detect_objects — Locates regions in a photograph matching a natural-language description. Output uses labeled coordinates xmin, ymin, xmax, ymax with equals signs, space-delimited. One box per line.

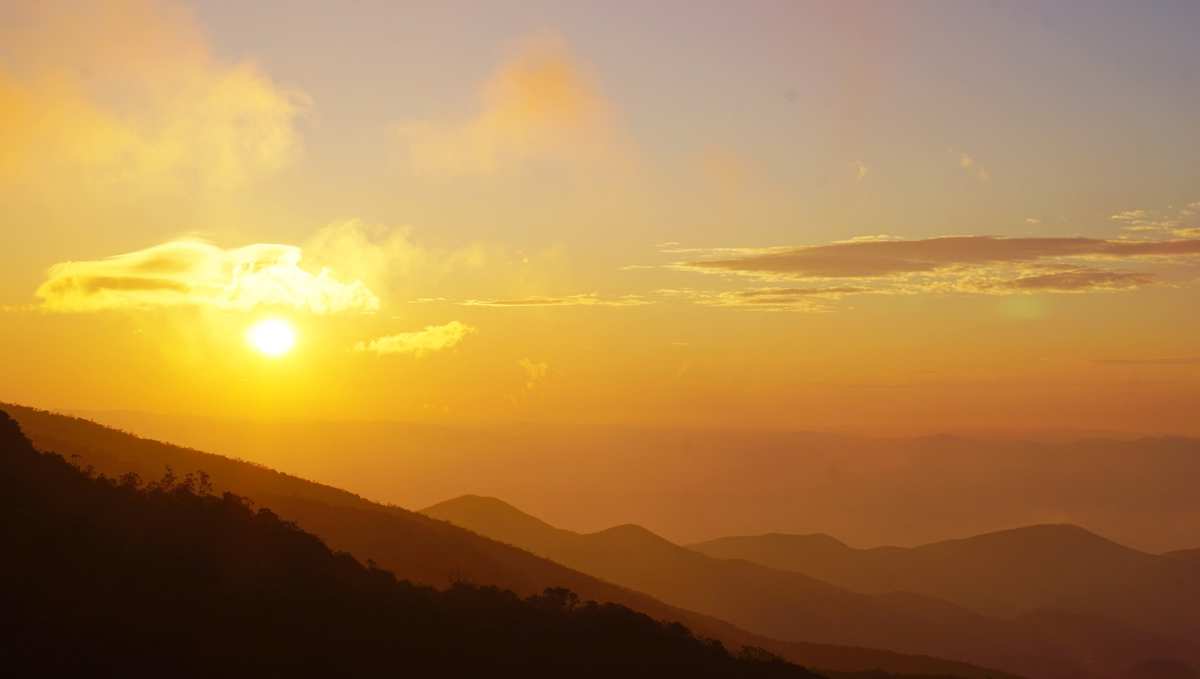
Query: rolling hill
xmin=1 ymin=403 xmax=1008 ymax=679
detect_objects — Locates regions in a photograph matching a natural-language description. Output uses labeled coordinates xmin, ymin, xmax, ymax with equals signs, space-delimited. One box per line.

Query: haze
xmin=2 ymin=2 xmax=1199 ymax=677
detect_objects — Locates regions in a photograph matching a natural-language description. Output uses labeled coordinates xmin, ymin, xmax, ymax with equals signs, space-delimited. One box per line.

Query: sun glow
xmin=246 ymin=318 xmax=296 ymax=357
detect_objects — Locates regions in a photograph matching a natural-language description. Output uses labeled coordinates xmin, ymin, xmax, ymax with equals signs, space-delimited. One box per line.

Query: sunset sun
xmin=246 ymin=318 xmax=296 ymax=357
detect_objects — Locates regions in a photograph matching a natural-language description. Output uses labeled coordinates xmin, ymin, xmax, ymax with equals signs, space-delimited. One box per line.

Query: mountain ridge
xmin=423 ymin=495 xmax=1199 ymax=679
xmin=2 ymin=403 xmax=1012 ymax=679
xmin=690 ymin=525 xmax=1200 ymax=649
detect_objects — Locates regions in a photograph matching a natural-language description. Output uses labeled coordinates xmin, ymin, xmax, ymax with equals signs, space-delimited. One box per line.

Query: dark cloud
xmin=684 ymin=236 xmax=1200 ymax=279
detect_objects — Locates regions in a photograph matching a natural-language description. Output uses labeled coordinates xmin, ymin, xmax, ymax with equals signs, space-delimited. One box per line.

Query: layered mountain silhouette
xmin=2 ymin=403 xmax=1008 ymax=679
xmin=424 ymin=495 xmax=1200 ymax=679
xmin=72 ymin=410 xmax=1200 ymax=554
xmin=0 ymin=410 xmax=823 ymax=677
xmin=690 ymin=527 xmax=1200 ymax=637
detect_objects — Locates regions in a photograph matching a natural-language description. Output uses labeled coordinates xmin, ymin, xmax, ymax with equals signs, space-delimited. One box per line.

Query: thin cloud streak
xmin=354 ymin=321 xmax=475 ymax=357
xmin=459 ymin=294 xmax=650 ymax=307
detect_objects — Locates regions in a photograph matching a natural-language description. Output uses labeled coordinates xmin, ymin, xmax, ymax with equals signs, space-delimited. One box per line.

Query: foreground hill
xmin=690 ymin=527 xmax=1200 ymax=641
xmin=2 ymin=404 xmax=1006 ymax=679
xmin=424 ymin=495 xmax=1200 ymax=679
xmin=0 ymin=412 xmax=818 ymax=677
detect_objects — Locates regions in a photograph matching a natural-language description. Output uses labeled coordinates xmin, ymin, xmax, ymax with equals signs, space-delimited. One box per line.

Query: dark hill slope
xmin=0 ymin=411 xmax=817 ymax=678
xmin=1 ymin=404 xmax=1007 ymax=679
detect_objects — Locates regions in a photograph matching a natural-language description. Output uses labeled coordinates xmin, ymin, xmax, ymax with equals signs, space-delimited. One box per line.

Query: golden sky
xmin=3 ymin=0 xmax=1199 ymax=435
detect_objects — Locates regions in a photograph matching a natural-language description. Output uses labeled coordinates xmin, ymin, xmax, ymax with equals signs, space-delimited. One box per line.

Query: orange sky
xmin=2 ymin=0 xmax=1199 ymax=436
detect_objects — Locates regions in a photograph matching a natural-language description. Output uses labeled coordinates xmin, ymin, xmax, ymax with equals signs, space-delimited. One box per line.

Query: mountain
xmin=690 ymin=526 xmax=1200 ymax=641
xmin=71 ymin=409 xmax=1200 ymax=553
xmin=423 ymin=495 xmax=1200 ymax=679
xmin=0 ymin=411 xmax=819 ymax=677
xmin=1 ymin=403 xmax=1006 ymax=679
xmin=1165 ymin=548 xmax=1200 ymax=565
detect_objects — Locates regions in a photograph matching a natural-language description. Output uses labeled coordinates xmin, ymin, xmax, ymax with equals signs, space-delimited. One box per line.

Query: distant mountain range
xmin=2 ymin=403 xmax=1008 ymax=679
xmin=424 ymin=495 xmax=1200 ymax=679
xmin=690 ymin=526 xmax=1200 ymax=635
xmin=65 ymin=408 xmax=1200 ymax=554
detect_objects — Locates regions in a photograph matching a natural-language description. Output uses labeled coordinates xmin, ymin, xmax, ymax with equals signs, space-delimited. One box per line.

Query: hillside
xmin=1 ymin=403 xmax=1008 ymax=679
xmin=423 ymin=495 xmax=1199 ymax=679
xmin=0 ymin=411 xmax=821 ymax=677
xmin=690 ymin=527 xmax=1200 ymax=639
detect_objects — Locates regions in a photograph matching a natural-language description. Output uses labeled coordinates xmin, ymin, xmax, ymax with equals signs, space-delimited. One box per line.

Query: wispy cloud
xmin=854 ymin=160 xmax=869 ymax=182
xmin=1111 ymin=202 xmax=1200 ymax=238
xmin=459 ymin=294 xmax=650 ymax=307
xmin=999 ymin=270 xmax=1153 ymax=292
xmin=653 ymin=234 xmax=1200 ymax=307
xmin=518 ymin=358 xmax=549 ymax=389
xmin=657 ymin=286 xmax=865 ymax=312
xmin=679 ymin=236 xmax=1200 ymax=280
xmin=393 ymin=35 xmax=621 ymax=175
xmin=36 ymin=239 xmax=378 ymax=314
xmin=355 ymin=321 xmax=475 ymax=357
xmin=0 ymin=0 xmax=306 ymax=191
xmin=957 ymin=151 xmax=990 ymax=182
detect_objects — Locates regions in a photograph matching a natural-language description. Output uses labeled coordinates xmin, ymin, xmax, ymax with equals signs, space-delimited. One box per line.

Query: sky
xmin=2 ymin=0 xmax=1199 ymax=435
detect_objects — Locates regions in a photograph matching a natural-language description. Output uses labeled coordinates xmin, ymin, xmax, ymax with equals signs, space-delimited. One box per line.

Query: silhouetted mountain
xmin=2 ymin=404 xmax=1006 ymax=679
xmin=1165 ymin=548 xmax=1200 ymax=565
xmin=0 ymin=410 xmax=820 ymax=677
xmin=424 ymin=495 xmax=1200 ymax=679
xmin=690 ymin=526 xmax=1200 ymax=642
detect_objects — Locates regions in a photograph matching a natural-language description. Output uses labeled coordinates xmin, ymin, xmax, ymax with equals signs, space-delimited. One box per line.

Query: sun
xmin=246 ymin=318 xmax=296 ymax=357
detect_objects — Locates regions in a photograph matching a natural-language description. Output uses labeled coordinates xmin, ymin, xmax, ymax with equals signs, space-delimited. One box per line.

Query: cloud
xmin=1000 ymin=270 xmax=1154 ymax=292
xmin=957 ymin=151 xmax=990 ymax=181
xmin=518 ymin=358 xmax=549 ymax=389
xmin=0 ymin=0 xmax=306 ymax=191
xmin=36 ymin=239 xmax=379 ymax=313
xmin=354 ymin=321 xmax=475 ymax=357
xmin=31 ymin=219 xmax=594 ymax=315
xmin=657 ymin=234 xmax=1200 ymax=306
xmin=854 ymin=160 xmax=869 ymax=181
xmin=459 ymin=294 xmax=649 ymax=307
xmin=680 ymin=236 xmax=1200 ymax=279
xmin=394 ymin=35 xmax=618 ymax=175
xmin=1111 ymin=202 xmax=1200 ymax=237
xmin=657 ymin=286 xmax=866 ymax=312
